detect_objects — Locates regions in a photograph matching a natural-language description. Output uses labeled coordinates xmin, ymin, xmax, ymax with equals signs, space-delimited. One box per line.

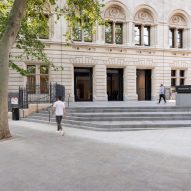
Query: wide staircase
xmin=22 ymin=105 xmax=191 ymax=131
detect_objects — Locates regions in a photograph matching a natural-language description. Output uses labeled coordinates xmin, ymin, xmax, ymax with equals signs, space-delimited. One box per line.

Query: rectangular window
xmin=40 ymin=66 xmax=49 ymax=94
xmin=134 ymin=25 xmax=141 ymax=45
xmin=84 ymin=26 xmax=93 ymax=42
xmin=177 ymin=29 xmax=183 ymax=48
xmin=180 ymin=70 xmax=184 ymax=77
xmin=39 ymin=14 xmax=49 ymax=39
xmin=169 ymin=28 xmax=175 ymax=48
xmin=27 ymin=65 xmax=36 ymax=94
xmin=144 ymin=26 xmax=150 ymax=46
xmin=115 ymin=23 xmax=123 ymax=44
xmin=27 ymin=65 xmax=49 ymax=94
xmin=73 ymin=23 xmax=82 ymax=41
xmin=171 ymin=69 xmax=186 ymax=87
xmin=171 ymin=78 xmax=176 ymax=87
xmin=171 ymin=70 xmax=176 ymax=77
xmin=180 ymin=79 xmax=184 ymax=86
xmin=105 ymin=22 xmax=113 ymax=43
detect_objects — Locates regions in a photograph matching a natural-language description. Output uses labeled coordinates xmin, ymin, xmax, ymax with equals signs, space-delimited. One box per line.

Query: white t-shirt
xmin=53 ymin=101 xmax=65 ymax=116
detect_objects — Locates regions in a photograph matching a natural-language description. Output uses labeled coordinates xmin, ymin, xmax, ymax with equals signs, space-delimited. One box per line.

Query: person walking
xmin=158 ymin=84 xmax=166 ymax=104
xmin=53 ymin=96 xmax=66 ymax=135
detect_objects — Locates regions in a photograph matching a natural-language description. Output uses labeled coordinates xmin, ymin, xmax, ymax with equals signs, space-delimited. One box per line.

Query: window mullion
xmin=174 ymin=28 xmax=178 ymax=48
xmin=141 ymin=25 xmax=144 ymax=46
xmin=82 ymin=29 xmax=84 ymax=42
xmin=113 ymin=22 xmax=116 ymax=44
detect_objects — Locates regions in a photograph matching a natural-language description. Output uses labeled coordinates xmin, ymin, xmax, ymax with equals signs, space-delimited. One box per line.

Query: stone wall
xmin=8 ymin=0 xmax=191 ymax=101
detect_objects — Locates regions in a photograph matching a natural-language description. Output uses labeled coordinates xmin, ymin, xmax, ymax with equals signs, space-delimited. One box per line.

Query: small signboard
xmin=11 ymin=97 xmax=18 ymax=105
xmin=176 ymin=85 xmax=191 ymax=94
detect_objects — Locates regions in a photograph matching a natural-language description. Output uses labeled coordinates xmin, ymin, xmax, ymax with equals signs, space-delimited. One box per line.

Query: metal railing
xmin=8 ymin=83 xmax=65 ymax=113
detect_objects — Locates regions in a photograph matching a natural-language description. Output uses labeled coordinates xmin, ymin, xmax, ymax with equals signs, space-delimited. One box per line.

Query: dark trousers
xmin=159 ymin=94 xmax=166 ymax=103
xmin=56 ymin=116 xmax=63 ymax=131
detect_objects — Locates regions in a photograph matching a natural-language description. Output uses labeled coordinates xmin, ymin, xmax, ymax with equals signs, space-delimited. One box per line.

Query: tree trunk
xmin=0 ymin=43 xmax=11 ymax=139
xmin=0 ymin=0 xmax=27 ymax=139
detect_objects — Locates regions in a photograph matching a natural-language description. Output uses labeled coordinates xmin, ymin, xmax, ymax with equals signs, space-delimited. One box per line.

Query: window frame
xmin=105 ymin=22 xmax=113 ymax=44
xmin=171 ymin=69 xmax=185 ymax=87
xmin=115 ymin=22 xmax=123 ymax=44
xmin=26 ymin=64 xmax=49 ymax=94
xmin=134 ymin=25 xmax=141 ymax=46
xmin=143 ymin=26 xmax=151 ymax=46
xmin=169 ymin=28 xmax=184 ymax=49
xmin=134 ymin=24 xmax=151 ymax=46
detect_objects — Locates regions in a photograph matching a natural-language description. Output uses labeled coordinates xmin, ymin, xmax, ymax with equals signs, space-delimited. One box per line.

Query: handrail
xmin=67 ymin=94 xmax=75 ymax=108
xmin=67 ymin=94 xmax=70 ymax=108
xmin=46 ymin=104 xmax=53 ymax=123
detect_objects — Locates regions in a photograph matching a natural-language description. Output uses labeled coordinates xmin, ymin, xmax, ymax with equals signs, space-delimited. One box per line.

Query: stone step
xmin=29 ymin=114 xmax=191 ymax=122
xmin=22 ymin=117 xmax=191 ymax=131
xmin=22 ymin=105 xmax=191 ymax=131
xmin=44 ymin=108 xmax=191 ymax=113
xmin=32 ymin=111 xmax=191 ymax=117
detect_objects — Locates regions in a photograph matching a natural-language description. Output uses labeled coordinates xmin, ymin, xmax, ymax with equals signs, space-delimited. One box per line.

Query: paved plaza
xmin=0 ymin=119 xmax=191 ymax=191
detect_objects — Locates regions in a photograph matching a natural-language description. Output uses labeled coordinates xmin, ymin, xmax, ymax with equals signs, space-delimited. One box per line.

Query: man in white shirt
xmin=53 ymin=96 xmax=66 ymax=135
xmin=158 ymin=84 xmax=166 ymax=104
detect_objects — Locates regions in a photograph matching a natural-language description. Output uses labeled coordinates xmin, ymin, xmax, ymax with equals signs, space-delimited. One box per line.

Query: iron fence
xmin=8 ymin=83 xmax=65 ymax=111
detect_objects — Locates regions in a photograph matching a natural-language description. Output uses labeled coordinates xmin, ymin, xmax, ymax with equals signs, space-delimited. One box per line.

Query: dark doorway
xmin=136 ymin=69 xmax=151 ymax=100
xmin=107 ymin=69 xmax=123 ymax=101
xmin=74 ymin=68 xmax=93 ymax=101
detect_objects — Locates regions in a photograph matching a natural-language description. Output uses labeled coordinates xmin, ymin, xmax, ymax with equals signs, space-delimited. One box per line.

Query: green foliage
xmin=0 ymin=0 xmax=103 ymax=75
xmin=64 ymin=0 xmax=104 ymax=41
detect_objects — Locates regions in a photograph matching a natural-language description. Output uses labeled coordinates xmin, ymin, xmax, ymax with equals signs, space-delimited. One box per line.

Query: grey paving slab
xmin=0 ymin=120 xmax=191 ymax=191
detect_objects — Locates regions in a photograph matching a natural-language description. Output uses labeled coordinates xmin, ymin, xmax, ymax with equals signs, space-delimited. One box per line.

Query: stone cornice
xmin=43 ymin=40 xmax=191 ymax=57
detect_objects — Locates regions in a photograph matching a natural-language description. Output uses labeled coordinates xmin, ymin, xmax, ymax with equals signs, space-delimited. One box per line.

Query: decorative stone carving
xmin=104 ymin=57 xmax=125 ymax=66
xmin=105 ymin=6 xmax=126 ymax=21
xmin=136 ymin=59 xmax=154 ymax=67
xmin=171 ymin=61 xmax=190 ymax=68
xmin=70 ymin=56 xmax=96 ymax=65
xmin=135 ymin=10 xmax=154 ymax=23
xmin=169 ymin=15 xmax=187 ymax=26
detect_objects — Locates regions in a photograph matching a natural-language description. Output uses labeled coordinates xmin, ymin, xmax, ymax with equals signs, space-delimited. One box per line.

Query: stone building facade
xmin=8 ymin=0 xmax=191 ymax=102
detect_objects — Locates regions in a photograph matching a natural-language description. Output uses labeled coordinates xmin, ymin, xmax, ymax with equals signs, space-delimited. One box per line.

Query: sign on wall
xmin=176 ymin=85 xmax=191 ymax=94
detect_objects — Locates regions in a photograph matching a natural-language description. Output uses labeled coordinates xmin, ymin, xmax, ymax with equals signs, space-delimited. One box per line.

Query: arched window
xmin=104 ymin=5 xmax=126 ymax=44
xmin=169 ymin=14 xmax=187 ymax=48
xmin=134 ymin=9 xmax=155 ymax=46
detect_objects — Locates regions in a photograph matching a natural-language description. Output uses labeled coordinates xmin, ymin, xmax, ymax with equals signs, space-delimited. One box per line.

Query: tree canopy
xmin=0 ymin=0 xmax=103 ymax=74
xmin=0 ymin=0 xmax=103 ymax=139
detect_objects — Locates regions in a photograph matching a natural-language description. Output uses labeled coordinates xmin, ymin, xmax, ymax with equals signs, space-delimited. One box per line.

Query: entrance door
xmin=74 ymin=68 xmax=93 ymax=101
xmin=107 ymin=69 xmax=123 ymax=101
xmin=136 ymin=69 xmax=151 ymax=100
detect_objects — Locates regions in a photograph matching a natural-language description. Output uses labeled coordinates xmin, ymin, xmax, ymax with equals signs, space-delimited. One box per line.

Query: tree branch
xmin=1 ymin=0 xmax=27 ymax=52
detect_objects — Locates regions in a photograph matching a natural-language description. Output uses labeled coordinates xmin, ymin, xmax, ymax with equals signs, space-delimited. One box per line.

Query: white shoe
xmin=61 ymin=130 xmax=64 ymax=136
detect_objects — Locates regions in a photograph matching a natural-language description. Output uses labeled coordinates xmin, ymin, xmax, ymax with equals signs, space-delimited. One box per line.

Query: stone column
xmin=122 ymin=22 xmax=127 ymax=44
xmin=123 ymin=66 xmax=128 ymax=100
xmin=176 ymin=69 xmax=180 ymax=86
xmin=93 ymin=64 xmax=107 ymax=101
xmin=127 ymin=21 xmax=133 ymax=46
xmin=125 ymin=64 xmax=137 ymax=100
xmin=96 ymin=25 xmax=104 ymax=44
xmin=185 ymin=67 xmax=191 ymax=85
